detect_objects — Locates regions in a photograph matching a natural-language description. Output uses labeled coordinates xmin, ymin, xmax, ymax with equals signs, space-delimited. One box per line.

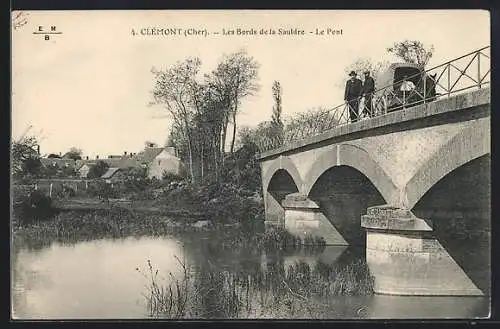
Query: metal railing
xmin=258 ymin=46 xmax=490 ymax=153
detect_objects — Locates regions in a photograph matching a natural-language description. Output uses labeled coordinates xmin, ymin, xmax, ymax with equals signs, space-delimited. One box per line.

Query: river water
xmin=11 ymin=233 xmax=490 ymax=320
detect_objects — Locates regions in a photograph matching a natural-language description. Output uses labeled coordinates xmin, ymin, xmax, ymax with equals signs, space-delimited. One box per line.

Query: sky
xmin=11 ymin=10 xmax=490 ymax=158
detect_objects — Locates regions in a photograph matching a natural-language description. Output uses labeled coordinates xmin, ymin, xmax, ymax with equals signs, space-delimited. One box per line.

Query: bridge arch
xmin=303 ymin=143 xmax=399 ymax=204
xmin=405 ymin=121 xmax=490 ymax=209
xmin=262 ymin=156 xmax=303 ymax=194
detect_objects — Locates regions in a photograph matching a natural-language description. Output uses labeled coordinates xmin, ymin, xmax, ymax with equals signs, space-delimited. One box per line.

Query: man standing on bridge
xmin=344 ymin=71 xmax=363 ymax=122
xmin=362 ymin=70 xmax=375 ymax=117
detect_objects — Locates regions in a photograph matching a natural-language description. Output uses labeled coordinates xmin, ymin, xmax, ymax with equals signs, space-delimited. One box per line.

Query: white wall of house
xmin=79 ymin=164 xmax=91 ymax=178
xmin=148 ymin=149 xmax=181 ymax=180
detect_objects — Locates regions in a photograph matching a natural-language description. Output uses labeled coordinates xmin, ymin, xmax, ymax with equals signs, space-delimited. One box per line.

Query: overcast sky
xmin=12 ymin=10 xmax=490 ymax=157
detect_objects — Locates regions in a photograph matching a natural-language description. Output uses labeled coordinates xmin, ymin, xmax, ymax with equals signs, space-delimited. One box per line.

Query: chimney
xmin=59 ymin=152 xmax=62 ymax=156
xmin=124 ymin=151 xmax=127 ymax=156
xmin=37 ymin=145 xmax=40 ymax=155
xmin=96 ymin=155 xmax=99 ymax=160
xmin=86 ymin=156 xmax=89 ymax=160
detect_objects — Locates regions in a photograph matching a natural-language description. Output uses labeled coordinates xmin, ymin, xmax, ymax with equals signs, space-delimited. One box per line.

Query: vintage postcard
xmin=11 ymin=10 xmax=491 ymax=320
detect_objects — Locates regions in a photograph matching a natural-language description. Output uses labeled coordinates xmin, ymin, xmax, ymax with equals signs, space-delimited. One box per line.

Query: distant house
xmin=100 ymin=167 xmax=125 ymax=184
xmin=100 ymin=156 xmax=139 ymax=169
xmin=148 ymin=147 xmax=182 ymax=180
xmin=133 ymin=147 xmax=164 ymax=168
xmin=40 ymin=158 xmax=76 ymax=169
xmin=78 ymin=162 xmax=95 ymax=178
xmin=76 ymin=154 xmax=140 ymax=178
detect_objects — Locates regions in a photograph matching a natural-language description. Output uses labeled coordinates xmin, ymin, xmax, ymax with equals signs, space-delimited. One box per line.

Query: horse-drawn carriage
xmin=371 ymin=63 xmax=437 ymax=115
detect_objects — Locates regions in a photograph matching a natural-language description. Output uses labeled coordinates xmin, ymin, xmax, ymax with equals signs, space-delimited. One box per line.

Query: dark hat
xmin=349 ymin=71 xmax=357 ymax=76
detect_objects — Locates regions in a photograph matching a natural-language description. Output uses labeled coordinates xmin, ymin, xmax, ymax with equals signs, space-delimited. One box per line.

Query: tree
xmin=123 ymin=167 xmax=149 ymax=192
xmin=63 ymin=147 xmax=83 ymax=160
xmin=210 ymin=50 xmax=260 ymax=155
xmin=87 ymin=160 xmax=109 ymax=179
xmin=11 ymin=136 xmax=40 ymax=178
xmin=386 ymin=40 xmax=435 ymax=67
xmin=58 ymin=165 xmax=77 ymax=178
xmin=21 ymin=157 xmax=42 ymax=177
xmin=239 ymin=121 xmax=276 ymax=152
xmin=343 ymin=58 xmax=390 ymax=83
xmin=270 ymin=81 xmax=284 ymax=144
xmin=150 ymin=57 xmax=202 ymax=183
xmin=284 ymin=108 xmax=341 ymax=141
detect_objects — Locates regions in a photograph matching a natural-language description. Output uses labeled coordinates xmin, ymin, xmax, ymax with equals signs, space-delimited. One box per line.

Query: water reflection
xmin=12 ymin=237 xmax=185 ymax=319
xmin=12 ymin=233 xmax=490 ymax=319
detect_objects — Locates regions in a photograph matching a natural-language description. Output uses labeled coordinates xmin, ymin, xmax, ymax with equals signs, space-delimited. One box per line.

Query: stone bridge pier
xmin=259 ymin=88 xmax=490 ymax=296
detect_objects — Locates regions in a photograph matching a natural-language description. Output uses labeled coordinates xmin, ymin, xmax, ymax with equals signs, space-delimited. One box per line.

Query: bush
xmin=13 ymin=190 xmax=56 ymax=224
xmin=162 ymin=171 xmax=184 ymax=183
xmin=53 ymin=184 xmax=77 ymax=199
xmin=21 ymin=157 xmax=42 ymax=177
xmin=87 ymin=161 xmax=109 ymax=179
xmin=123 ymin=167 xmax=150 ymax=192
xmin=87 ymin=180 xmax=119 ymax=199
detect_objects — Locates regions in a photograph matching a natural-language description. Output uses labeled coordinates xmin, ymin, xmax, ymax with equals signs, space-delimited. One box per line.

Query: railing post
xmin=447 ymin=64 xmax=451 ymax=98
xmin=423 ymin=72 xmax=427 ymax=104
xmin=478 ymin=52 xmax=481 ymax=88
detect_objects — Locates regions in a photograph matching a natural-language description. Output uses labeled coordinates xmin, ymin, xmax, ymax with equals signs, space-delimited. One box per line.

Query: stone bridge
xmin=258 ymin=88 xmax=490 ymax=297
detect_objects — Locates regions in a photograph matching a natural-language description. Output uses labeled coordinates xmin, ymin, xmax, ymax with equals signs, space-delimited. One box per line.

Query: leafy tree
xmin=11 ymin=136 xmax=40 ymax=178
xmin=14 ymin=190 xmax=55 ymax=224
xmin=58 ymin=165 xmax=77 ymax=178
xmin=271 ymin=81 xmax=284 ymax=144
xmin=210 ymin=49 xmax=260 ymax=155
xmin=40 ymin=164 xmax=58 ymax=178
xmin=284 ymin=108 xmax=341 ymax=142
xmin=341 ymin=58 xmax=390 ymax=87
xmin=151 ymin=51 xmax=260 ymax=184
xmin=237 ymin=122 xmax=275 ymax=152
xmin=21 ymin=157 xmax=42 ymax=177
xmin=123 ymin=167 xmax=150 ymax=192
xmin=63 ymin=147 xmax=83 ymax=160
xmin=386 ymin=40 xmax=435 ymax=67
xmin=87 ymin=160 xmax=109 ymax=179
xmin=151 ymin=57 xmax=202 ymax=182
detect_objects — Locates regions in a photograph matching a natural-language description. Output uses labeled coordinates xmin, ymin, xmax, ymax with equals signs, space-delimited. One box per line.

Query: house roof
xmin=75 ymin=157 xmax=139 ymax=170
xmin=156 ymin=149 xmax=180 ymax=160
xmin=101 ymin=167 xmax=121 ymax=179
xmin=102 ymin=157 xmax=139 ymax=169
xmin=40 ymin=158 xmax=76 ymax=168
xmin=133 ymin=147 xmax=164 ymax=164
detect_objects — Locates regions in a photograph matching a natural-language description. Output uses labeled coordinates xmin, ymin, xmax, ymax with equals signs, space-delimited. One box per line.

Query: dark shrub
xmin=13 ymin=190 xmax=56 ymax=224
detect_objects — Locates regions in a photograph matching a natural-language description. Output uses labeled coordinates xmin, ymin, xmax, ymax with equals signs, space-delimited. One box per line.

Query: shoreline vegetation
xmin=138 ymin=255 xmax=374 ymax=319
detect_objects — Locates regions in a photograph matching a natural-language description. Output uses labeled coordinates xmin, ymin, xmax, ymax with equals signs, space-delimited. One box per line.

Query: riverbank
xmin=51 ymin=198 xmax=206 ymax=219
xmin=12 ymin=207 xmax=237 ymax=250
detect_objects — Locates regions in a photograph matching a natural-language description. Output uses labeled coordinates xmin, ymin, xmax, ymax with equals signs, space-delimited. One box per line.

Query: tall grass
xmin=140 ymin=255 xmax=374 ymax=319
xmin=136 ymin=257 xmax=190 ymax=318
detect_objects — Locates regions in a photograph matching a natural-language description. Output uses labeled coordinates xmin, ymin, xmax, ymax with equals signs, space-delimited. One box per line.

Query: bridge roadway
xmin=258 ymin=87 xmax=490 ymax=296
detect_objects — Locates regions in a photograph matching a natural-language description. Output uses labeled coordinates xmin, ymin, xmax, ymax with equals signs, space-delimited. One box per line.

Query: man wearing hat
xmin=362 ymin=70 xmax=375 ymax=117
xmin=344 ymin=71 xmax=363 ymax=122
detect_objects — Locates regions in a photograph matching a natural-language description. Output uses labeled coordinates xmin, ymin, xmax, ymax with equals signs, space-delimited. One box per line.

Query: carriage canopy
xmin=376 ymin=63 xmax=424 ymax=92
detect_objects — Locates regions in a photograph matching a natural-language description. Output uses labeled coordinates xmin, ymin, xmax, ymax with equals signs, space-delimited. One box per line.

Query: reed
xmin=140 ymin=255 xmax=374 ymax=319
